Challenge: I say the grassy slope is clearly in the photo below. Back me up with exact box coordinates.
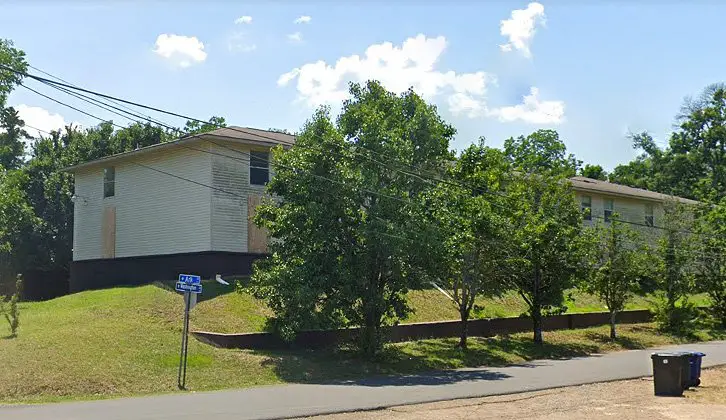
[394,289,707,324]
[0,284,717,404]
[0,285,280,403]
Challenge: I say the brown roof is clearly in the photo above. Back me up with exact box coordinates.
[197,126,295,146]
[569,176,699,205]
[63,126,295,172]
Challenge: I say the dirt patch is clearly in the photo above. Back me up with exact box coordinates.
[300,367,726,420]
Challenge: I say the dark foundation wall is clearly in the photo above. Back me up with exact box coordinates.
[69,251,268,292]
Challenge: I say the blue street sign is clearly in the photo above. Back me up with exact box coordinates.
[175,282,202,294]
[178,274,201,285]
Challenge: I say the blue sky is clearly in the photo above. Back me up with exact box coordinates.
[2,1,726,170]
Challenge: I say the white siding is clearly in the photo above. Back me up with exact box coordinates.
[73,167,104,261]
[72,145,213,260]
[209,141,270,252]
[575,191,665,243]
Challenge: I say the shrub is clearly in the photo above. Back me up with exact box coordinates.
[651,292,699,335]
[0,274,22,337]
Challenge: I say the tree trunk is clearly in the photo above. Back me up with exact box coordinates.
[457,307,470,349]
[609,310,617,340]
[532,308,543,344]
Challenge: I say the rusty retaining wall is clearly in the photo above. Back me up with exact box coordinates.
[192,309,654,350]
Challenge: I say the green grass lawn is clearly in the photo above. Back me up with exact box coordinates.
[404,288,709,323]
[0,283,720,404]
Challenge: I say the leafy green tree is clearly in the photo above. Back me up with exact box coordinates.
[0,106,30,169]
[184,116,226,135]
[503,173,587,344]
[610,85,726,202]
[252,81,454,356]
[0,39,27,106]
[504,129,580,177]
[0,169,37,288]
[693,200,726,327]
[502,130,588,344]
[579,164,607,180]
[652,201,699,332]
[426,142,511,348]
[584,215,650,339]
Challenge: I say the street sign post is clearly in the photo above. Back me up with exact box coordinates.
[176,274,202,390]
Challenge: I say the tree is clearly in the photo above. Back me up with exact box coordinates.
[503,173,587,344]
[504,129,580,177]
[251,81,454,356]
[502,130,588,344]
[0,168,37,288]
[267,127,293,135]
[184,116,226,135]
[579,164,607,180]
[653,201,698,332]
[426,142,511,348]
[610,85,726,203]
[693,200,726,327]
[0,106,30,169]
[0,39,27,106]
[584,215,649,339]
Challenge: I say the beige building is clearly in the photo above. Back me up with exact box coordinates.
[64,127,293,292]
[569,176,698,238]
[65,131,697,294]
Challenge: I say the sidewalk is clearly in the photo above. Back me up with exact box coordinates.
[3,341,726,420]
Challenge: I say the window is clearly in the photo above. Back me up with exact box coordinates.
[604,199,614,223]
[645,203,654,227]
[250,151,269,186]
[103,167,115,198]
[580,195,592,221]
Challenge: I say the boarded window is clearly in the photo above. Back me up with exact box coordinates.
[581,195,592,221]
[250,151,269,186]
[103,167,115,198]
[248,194,269,253]
[604,199,614,223]
[645,203,654,227]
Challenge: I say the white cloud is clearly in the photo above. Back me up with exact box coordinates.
[294,15,311,24]
[228,32,257,53]
[152,34,207,68]
[235,16,252,24]
[277,34,492,113]
[499,2,546,58]
[490,87,565,124]
[15,105,69,137]
[287,32,303,43]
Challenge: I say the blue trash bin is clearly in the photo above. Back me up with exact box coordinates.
[690,352,706,387]
[676,351,706,388]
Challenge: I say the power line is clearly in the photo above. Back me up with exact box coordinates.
[15,64,726,245]
[23,124,52,136]
[27,64,173,129]
[18,85,726,261]
[19,83,125,130]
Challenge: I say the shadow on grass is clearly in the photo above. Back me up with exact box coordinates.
[256,335,601,387]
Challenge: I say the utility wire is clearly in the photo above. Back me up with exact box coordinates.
[28,64,173,129]
[19,83,125,130]
[14,64,726,244]
[23,124,52,136]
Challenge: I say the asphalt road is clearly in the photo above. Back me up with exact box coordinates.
[3,341,726,420]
